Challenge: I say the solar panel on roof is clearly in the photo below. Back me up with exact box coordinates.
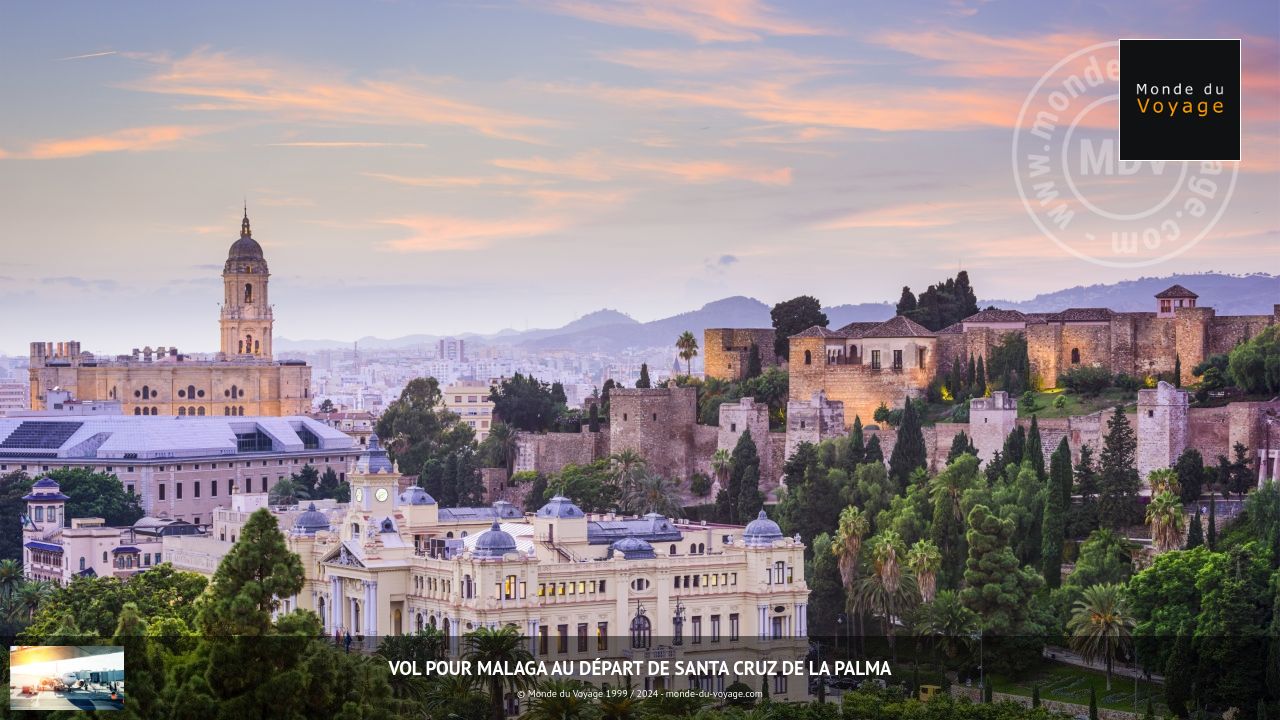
[0,421,83,450]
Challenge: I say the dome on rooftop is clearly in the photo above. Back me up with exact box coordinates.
[292,503,330,535]
[473,520,518,559]
[743,510,783,547]
[610,536,656,560]
[399,487,436,506]
[537,496,584,519]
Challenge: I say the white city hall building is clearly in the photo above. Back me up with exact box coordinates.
[164,435,811,701]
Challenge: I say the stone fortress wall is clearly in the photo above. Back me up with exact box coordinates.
[703,328,778,382]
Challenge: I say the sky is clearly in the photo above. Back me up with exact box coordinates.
[1,0,1277,355]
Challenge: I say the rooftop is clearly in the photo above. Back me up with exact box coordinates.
[1155,284,1199,299]
[861,315,936,339]
[0,415,355,460]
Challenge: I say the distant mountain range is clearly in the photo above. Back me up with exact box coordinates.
[275,273,1278,354]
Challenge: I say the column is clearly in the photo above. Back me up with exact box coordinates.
[758,606,767,640]
[330,577,341,632]
[449,616,460,656]
[1261,450,1269,485]
[364,580,377,637]
[527,619,539,655]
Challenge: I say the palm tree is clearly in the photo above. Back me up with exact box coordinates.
[912,590,978,663]
[463,625,535,720]
[851,530,919,652]
[710,449,732,493]
[676,331,699,376]
[869,530,905,594]
[422,674,486,719]
[906,539,942,603]
[1067,583,1134,691]
[0,559,22,600]
[609,450,647,493]
[487,421,519,475]
[1146,468,1181,497]
[1145,490,1186,553]
[598,692,639,720]
[624,473,684,517]
[9,580,54,623]
[832,507,868,588]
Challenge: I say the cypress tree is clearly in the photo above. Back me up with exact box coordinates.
[889,398,927,491]
[865,434,884,464]
[985,450,1005,485]
[746,343,763,379]
[1025,415,1045,480]
[947,431,977,464]
[1097,406,1140,530]
[1207,495,1217,549]
[951,356,964,398]
[738,465,763,521]
[636,363,651,389]
[847,416,866,469]
[1003,425,1026,471]
[967,354,976,390]
[588,403,600,432]
[1041,437,1071,588]
[728,429,760,523]
[1185,509,1203,549]
[975,356,987,396]
[1174,356,1182,388]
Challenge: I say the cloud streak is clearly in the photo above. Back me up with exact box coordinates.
[540,0,836,42]
[10,125,208,159]
[379,214,570,252]
[492,150,793,185]
[124,49,553,142]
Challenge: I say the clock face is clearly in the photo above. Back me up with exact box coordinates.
[355,488,364,502]
[375,488,389,502]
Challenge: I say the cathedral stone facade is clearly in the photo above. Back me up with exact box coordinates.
[28,210,312,417]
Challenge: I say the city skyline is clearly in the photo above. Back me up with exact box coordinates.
[2,0,1278,355]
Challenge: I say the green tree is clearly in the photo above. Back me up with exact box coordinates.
[636,363,652,389]
[463,625,535,720]
[588,403,600,432]
[1097,406,1140,530]
[865,434,884,464]
[314,467,344,501]
[1228,324,1280,394]
[930,454,982,590]
[291,463,320,496]
[1041,438,1071,588]
[947,431,977,464]
[906,539,941,603]
[1067,529,1134,588]
[1206,493,1217,550]
[770,295,828,359]
[1002,426,1026,472]
[487,373,565,433]
[1174,447,1204,504]
[888,397,927,491]
[377,377,476,475]
[1068,584,1133,690]
[200,509,304,635]
[727,429,760,524]
[960,505,1043,668]
[269,477,307,505]
[989,332,1032,395]
[49,467,145,527]
[317,398,336,413]
[896,286,917,315]
[898,272,979,331]
[676,331,699,376]
[746,343,763,379]
[851,530,917,647]
[1185,508,1203,548]
[1145,491,1185,553]
[1025,415,1045,479]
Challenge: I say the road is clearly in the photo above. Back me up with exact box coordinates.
[1044,647,1164,682]
[9,687,126,711]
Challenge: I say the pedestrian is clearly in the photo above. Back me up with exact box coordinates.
[344,630,352,653]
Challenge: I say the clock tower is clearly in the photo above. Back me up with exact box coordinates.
[220,206,274,358]
[345,434,400,541]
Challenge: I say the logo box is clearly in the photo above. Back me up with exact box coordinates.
[1119,39,1241,161]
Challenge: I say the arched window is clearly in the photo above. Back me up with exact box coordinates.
[142,385,151,399]
[254,339,260,354]
[698,543,705,554]
[187,385,196,400]
[245,334,254,354]
[416,614,423,633]
[178,407,186,416]
[102,551,108,563]
[244,283,253,303]
[134,407,142,416]
[630,613,652,649]
[197,407,205,416]
[79,557,85,571]
[803,350,812,365]
[238,340,244,353]
[189,406,197,416]
[1071,348,1081,364]
[670,544,677,556]
[463,575,474,599]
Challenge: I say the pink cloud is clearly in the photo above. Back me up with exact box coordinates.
[379,214,570,252]
[124,49,552,143]
[362,172,550,188]
[541,0,835,43]
[492,150,792,185]
[15,125,207,159]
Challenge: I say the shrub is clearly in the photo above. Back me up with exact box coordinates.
[1114,373,1142,392]
[1058,365,1113,396]
[690,473,712,497]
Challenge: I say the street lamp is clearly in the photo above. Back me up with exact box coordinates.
[836,614,846,658]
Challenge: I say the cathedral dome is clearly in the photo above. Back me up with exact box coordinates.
[226,209,267,268]
[610,537,655,560]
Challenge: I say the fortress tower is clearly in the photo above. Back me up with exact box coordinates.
[1137,380,1189,489]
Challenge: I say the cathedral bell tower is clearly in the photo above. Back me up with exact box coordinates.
[220,206,274,358]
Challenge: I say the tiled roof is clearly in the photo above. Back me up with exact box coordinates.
[937,322,964,335]
[1046,308,1116,323]
[862,316,936,338]
[1155,284,1198,299]
[789,325,843,339]
[962,308,1027,324]
[1023,313,1051,325]
[24,541,63,553]
[835,321,882,338]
